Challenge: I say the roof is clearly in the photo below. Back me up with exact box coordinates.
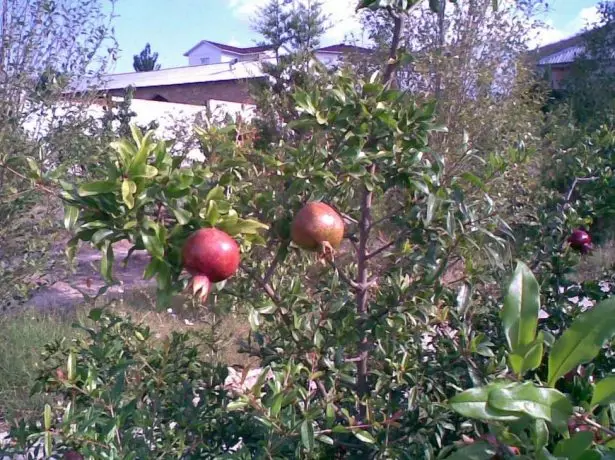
[72,59,275,92]
[316,44,372,54]
[538,45,586,66]
[184,40,274,57]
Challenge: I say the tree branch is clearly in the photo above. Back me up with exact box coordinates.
[565,176,599,202]
[327,258,358,290]
[240,263,280,304]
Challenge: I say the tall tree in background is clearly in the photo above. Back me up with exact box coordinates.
[253,0,292,58]
[250,0,329,145]
[133,43,160,72]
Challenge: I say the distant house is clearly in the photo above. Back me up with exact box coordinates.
[534,26,614,90]
[79,41,372,107]
[183,40,276,66]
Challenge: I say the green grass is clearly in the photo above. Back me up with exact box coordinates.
[0,310,80,423]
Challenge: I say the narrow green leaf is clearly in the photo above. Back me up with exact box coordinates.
[449,382,522,422]
[548,298,615,387]
[44,404,52,430]
[532,419,549,452]
[227,400,247,411]
[44,431,52,458]
[444,441,496,460]
[67,350,76,381]
[353,429,376,444]
[270,392,284,417]
[122,179,137,209]
[488,382,573,433]
[301,420,315,451]
[64,206,79,230]
[100,240,114,283]
[591,375,615,408]
[78,180,117,196]
[501,261,540,353]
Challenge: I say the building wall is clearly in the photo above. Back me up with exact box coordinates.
[187,42,224,66]
[550,65,571,90]
[107,79,258,106]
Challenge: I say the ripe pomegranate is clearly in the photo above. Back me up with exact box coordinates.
[182,228,240,302]
[291,202,344,255]
[568,229,592,254]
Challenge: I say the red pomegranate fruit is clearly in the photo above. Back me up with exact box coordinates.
[291,202,344,254]
[181,228,240,302]
[568,229,592,254]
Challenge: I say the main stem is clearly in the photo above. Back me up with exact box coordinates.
[355,10,405,411]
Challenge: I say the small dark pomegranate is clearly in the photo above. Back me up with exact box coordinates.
[568,229,592,254]
[291,202,345,254]
[182,228,240,302]
[64,451,84,460]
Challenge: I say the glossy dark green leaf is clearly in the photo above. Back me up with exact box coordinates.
[553,431,593,459]
[270,392,284,417]
[449,382,522,422]
[171,207,192,225]
[488,382,572,433]
[142,233,164,260]
[548,298,615,387]
[508,332,544,376]
[591,375,615,408]
[78,180,117,196]
[532,419,549,452]
[501,261,540,353]
[300,420,314,451]
[443,441,495,460]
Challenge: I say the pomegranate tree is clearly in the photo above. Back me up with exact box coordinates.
[182,227,240,302]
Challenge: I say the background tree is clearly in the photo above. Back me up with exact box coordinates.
[133,43,161,72]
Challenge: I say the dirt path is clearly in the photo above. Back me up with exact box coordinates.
[25,239,156,310]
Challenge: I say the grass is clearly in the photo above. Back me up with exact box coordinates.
[0,289,253,426]
[0,310,82,424]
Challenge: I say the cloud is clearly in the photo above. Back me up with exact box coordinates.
[228,0,367,46]
[535,5,601,47]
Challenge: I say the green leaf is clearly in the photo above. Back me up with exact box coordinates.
[227,400,247,411]
[100,240,114,283]
[91,229,114,246]
[548,297,615,387]
[88,308,103,321]
[133,165,158,179]
[508,332,544,376]
[270,392,284,417]
[353,429,376,444]
[67,350,76,381]
[501,261,540,353]
[44,403,52,430]
[301,420,315,451]
[64,206,79,230]
[78,180,117,196]
[121,179,137,209]
[142,233,164,260]
[532,419,549,452]
[26,157,41,178]
[488,382,573,433]
[449,382,522,422]
[444,441,496,460]
[591,375,615,408]
[554,431,594,459]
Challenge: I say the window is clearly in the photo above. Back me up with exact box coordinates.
[200,57,210,65]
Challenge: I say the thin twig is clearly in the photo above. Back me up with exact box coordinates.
[0,163,56,195]
[327,258,358,290]
[240,263,280,303]
[565,176,599,202]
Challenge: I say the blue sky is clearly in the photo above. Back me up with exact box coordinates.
[108,0,602,73]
